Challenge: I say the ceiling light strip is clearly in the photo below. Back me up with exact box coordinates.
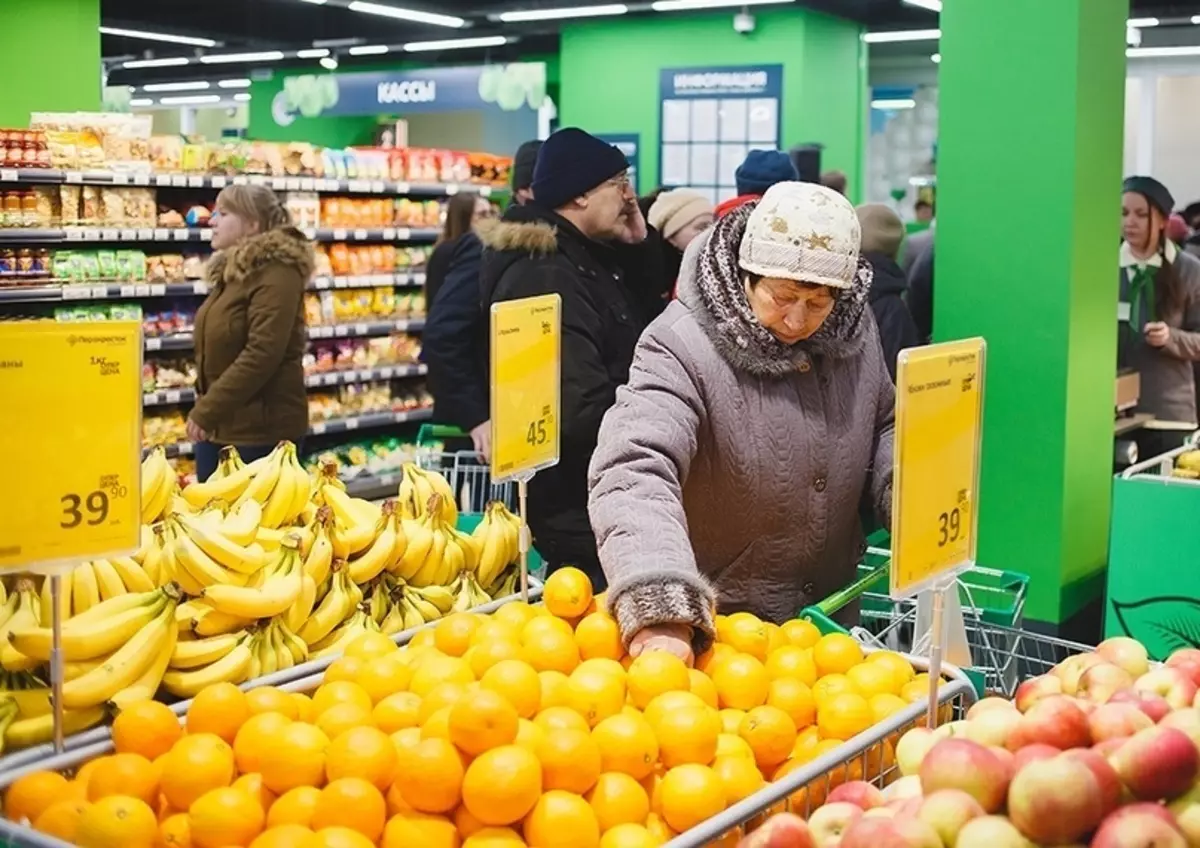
[198,51,286,64]
[348,44,390,55]
[862,28,941,43]
[497,4,627,22]
[122,57,192,69]
[403,36,508,52]
[99,26,217,47]
[346,2,465,28]
[159,95,223,105]
[902,0,942,11]
[650,0,793,9]
[297,48,331,58]
[143,81,211,92]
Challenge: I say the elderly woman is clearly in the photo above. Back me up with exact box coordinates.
[588,182,895,661]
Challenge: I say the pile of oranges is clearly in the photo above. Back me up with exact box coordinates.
[1,568,927,848]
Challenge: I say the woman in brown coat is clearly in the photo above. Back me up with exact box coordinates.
[588,182,895,663]
[187,185,313,481]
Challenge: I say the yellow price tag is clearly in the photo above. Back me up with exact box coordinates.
[891,337,986,598]
[0,321,142,572]
[490,294,561,484]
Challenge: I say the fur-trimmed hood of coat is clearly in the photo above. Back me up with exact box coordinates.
[478,214,558,256]
[206,226,315,286]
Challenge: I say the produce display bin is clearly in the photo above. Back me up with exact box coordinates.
[1105,434,1200,660]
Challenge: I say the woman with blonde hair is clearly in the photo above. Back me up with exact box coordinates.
[187,185,313,480]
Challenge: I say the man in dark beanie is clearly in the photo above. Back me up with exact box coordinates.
[714,149,798,218]
[479,127,646,589]
[510,139,541,205]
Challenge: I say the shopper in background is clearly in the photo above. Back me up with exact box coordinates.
[510,140,542,206]
[714,149,798,218]
[906,241,935,342]
[914,199,934,224]
[425,193,492,308]
[589,182,895,660]
[821,169,848,197]
[1119,176,1200,446]
[481,127,645,589]
[188,185,312,481]
[647,188,713,294]
[857,203,920,380]
[637,185,669,219]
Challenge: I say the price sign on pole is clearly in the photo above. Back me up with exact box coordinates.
[490,295,561,601]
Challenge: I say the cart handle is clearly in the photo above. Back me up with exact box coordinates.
[815,550,891,617]
[417,424,466,445]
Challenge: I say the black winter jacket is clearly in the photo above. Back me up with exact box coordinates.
[422,231,488,432]
[480,204,647,571]
[864,251,921,381]
[907,243,935,343]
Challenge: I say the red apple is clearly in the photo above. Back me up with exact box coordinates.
[895,727,937,776]
[963,708,1020,748]
[1089,701,1155,743]
[1112,726,1200,801]
[838,816,941,848]
[1160,709,1200,754]
[827,780,884,811]
[915,789,984,847]
[806,801,863,848]
[1011,743,1061,772]
[881,775,923,803]
[1097,637,1152,679]
[1006,755,1105,844]
[954,815,1035,848]
[1094,737,1127,758]
[1006,695,1092,751]
[1110,688,1173,723]
[740,812,817,848]
[1091,804,1187,848]
[1077,663,1135,704]
[1014,674,1063,713]
[1062,747,1122,816]
[1166,658,1200,689]
[1169,784,1200,846]
[1055,652,1104,694]
[919,738,1011,813]
[1103,800,1181,828]
[1135,668,1199,710]
[966,696,1018,720]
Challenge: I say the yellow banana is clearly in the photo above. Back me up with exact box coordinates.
[0,587,40,673]
[36,579,62,631]
[110,556,155,594]
[287,454,314,526]
[412,464,458,524]
[394,515,433,580]
[312,611,377,658]
[161,639,253,697]
[409,526,448,588]
[221,498,263,547]
[176,513,268,576]
[347,502,399,585]
[140,530,164,587]
[236,444,286,507]
[259,447,300,529]
[166,542,203,597]
[61,599,176,709]
[171,529,251,589]
[109,622,177,711]
[283,574,317,634]
[298,567,354,646]
[454,527,482,573]
[9,590,168,662]
[278,623,308,665]
[140,448,174,523]
[256,629,279,677]
[5,705,106,751]
[131,523,154,565]
[170,629,246,669]
[413,584,455,615]
[303,508,334,585]
[192,604,254,638]
[0,686,51,720]
[201,539,303,619]
[71,563,100,616]
[406,591,441,623]
[321,484,382,528]
[181,452,269,508]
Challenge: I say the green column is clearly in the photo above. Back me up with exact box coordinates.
[0,0,101,126]
[935,0,1128,625]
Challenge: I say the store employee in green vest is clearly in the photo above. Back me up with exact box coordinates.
[1119,176,1200,449]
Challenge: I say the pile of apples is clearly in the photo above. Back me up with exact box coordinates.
[759,636,1200,847]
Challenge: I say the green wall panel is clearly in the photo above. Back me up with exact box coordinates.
[0,0,101,125]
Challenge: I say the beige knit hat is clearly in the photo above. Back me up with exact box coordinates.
[648,189,712,241]
[855,203,905,258]
[738,181,860,289]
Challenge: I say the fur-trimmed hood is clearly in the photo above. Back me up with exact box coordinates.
[478,215,558,256]
[206,226,315,286]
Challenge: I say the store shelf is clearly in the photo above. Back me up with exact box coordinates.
[143,335,196,352]
[0,273,426,304]
[345,471,404,499]
[304,363,426,388]
[309,407,433,435]
[145,320,424,352]
[0,167,501,198]
[143,388,197,407]
[0,227,437,245]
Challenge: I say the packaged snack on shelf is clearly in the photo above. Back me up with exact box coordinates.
[181,143,207,174]
[33,186,58,226]
[181,254,205,280]
[285,192,320,230]
[59,185,81,226]
[80,185,101,224]
[150,136,183,172]
[97,250,118,280]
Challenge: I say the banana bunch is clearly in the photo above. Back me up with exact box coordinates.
[141,447,178,524]
[0,581,40,673]
[394,494,476,589]
[0,671,50,721]
[180,445,269,508]
[246,619,308,679]
[315,478,384,561]
[166,500,271,592]
[163,630,252,697]
[397,462,458,525]
[472,500,522,589]
[297,561,362,647]
[10,586,175,663]
[33,554,162,634]
[485,566,521,600]
[449,572,495,613]
[310,606,380,659]
[200,535,304,620]
[387,582,456,634]
[346,500,406,585]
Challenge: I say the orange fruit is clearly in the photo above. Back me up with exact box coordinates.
[522,628,580,674]
[791,725,822,759]
[816,692,873,741]
[626,652,690,709]
[449,688,520,756]
[392,738,464,813]
[576,657,625,681]
[419,682,470,724]
[326,726,398,790]
[266,786,321,829]
[525,789,600,848]
[186,682,250,744]
[316,702,374,739]
[421,706,454,741]
[311,682,373,717]
[867,651,916,688]
[543,567,594,618]
[537,727,602,794]
[764,646,818,687]
[6,770,69,824]
[643,691,706,731]
[259,723,330,795]
[232,773,277,815]
[373,691,422,733]
[812,633,864,677]
[156,812,190,848]
[738,705,797,769]
[696,643,736,676]
[250,824,318,848]
[188,787,265,848]
[712,755,765,804]
[461,745,543,826]
[392,726,422,754]
[574,613,623,661]
[779,619,821,650]
[479,659,541,719]
[462,827,526,847]
[493,601,538,629]
[471,619,521,646]
[869,693,908,722]
[644,813,676,843]
[312,826,376,847]
[721,614,770,661]
[75,795,157,848]
[599,823,659,848]
[586,772,650,831]
[292,694,316,723]
[435,613,482,657]
[310,778,385,843]
[160,734,236,812]
[467,638,523,678]
[87,753,160,808]
[538,670,571,710]
[567,666,626,728]
[409,655,475,698]
[324,656,365,685]
[409,628,437,648]
[454,803,486,838]
[381,810,459,848]
[522,614,574,644]
[343,632,396,660]
[534,705,590,734]
[32,798,90,842]
[234,712,293,775]
[245,687,299,720]
[655,704,720,768]
[112,701,181,761]
[846,662,900,699]
[73,758,105,794]
[765,623,788,654]
[711,653,769,710]
[719,708,746,735]
[715,732,755,759]
[513,718,546,754]
[658,764,725,833]
[811,673,858,706]
[688,668,719,708]
[592,712,659,780]
[353,654,412,704]
[766,678,817,730]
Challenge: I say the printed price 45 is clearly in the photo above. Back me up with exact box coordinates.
[526,418,548,447]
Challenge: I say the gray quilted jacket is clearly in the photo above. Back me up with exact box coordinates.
[588,213,895,654]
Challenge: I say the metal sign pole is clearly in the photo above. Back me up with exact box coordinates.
[516,475,533,603]
[50,575,65,753]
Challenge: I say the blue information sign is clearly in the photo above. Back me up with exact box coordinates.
[596,134,640,195]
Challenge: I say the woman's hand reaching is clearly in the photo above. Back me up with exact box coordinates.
[628,623,694,666]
